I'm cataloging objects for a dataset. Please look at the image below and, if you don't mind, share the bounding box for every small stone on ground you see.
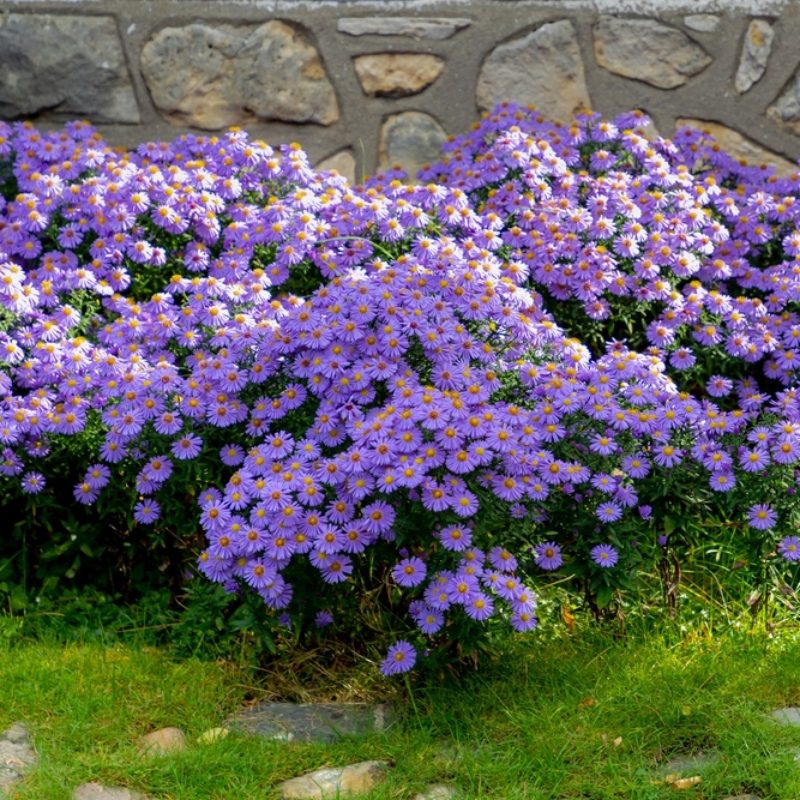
[412,784,458,800]
[770,707,800,726]
[0,722,37,796]
[229,702,395,743]
[721,795,762,800]
[137,726,187,756]
[277,760,390,799]
[73,783,150,800]
[661,750,718,775]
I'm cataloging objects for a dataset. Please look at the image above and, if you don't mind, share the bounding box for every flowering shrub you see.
[2,106,800,673]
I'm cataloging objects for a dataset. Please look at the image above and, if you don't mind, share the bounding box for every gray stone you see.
[378,112,448,176]
[141,22,338,129]
[0,14,139,123]
[337,17,471,40]
[476,21,590,124]
[721,795,762,800]
[316,150,357,184]
[770,706,800,725]
[73,783,150,800]
[593,17,712,89]
[354,54,445,98]
[661,750,718,774]
[768,71,800,136]
[684,15,720,33]
[412,785,459,800]
[277,761,389,800]
[676,119,797,177]
[735,20,774,94]
[228,702,395,744]
[0,723,36,796]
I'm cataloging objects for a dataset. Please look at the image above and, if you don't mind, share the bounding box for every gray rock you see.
[593,17,711,89]
[0,14,139,123]
[353,54,445,98]
[476,20,590,124]
[768,71,800,135]
[735,20,774,94]
[378,112,448,177]
[316,150,357,184]
[771,706,800,725]
[141,22,338,129]
[412,785,459,800]
[661,750,718,774]
[228,702,395,744]
[277,760,390,800]
[675,118,797,177]
[0,723,36,796]
[337,17,471,40]
[684,14,720,33]
[73,783,150,800]
[721,795,762,800]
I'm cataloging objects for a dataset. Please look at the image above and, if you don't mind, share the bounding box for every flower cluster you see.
[2,105,800,673]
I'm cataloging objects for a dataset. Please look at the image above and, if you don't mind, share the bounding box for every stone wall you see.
[2,0,800,180]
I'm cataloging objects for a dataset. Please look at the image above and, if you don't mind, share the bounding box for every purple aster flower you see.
[739,447,770,472]
[534,541,563,570]
[623,454,650,479]
[172,434,203,460]
[638,505,652,520]
[653,444,683,468]
[779,536,800,562]
[596,501,623,523]
[392,557,427,588]
[84,463,110,490]
[589,433,618,455]
[747,504,777,530]
[510,610,538,632]
[220,444,245,466]
[380,640,417,676]
[706,374,733,397]
[134,499,161,525]
[278,613,292,629]
[362,500,395,535]
[590,544,619,568]
[413,606,444,634]
[451,489,479,518]
[142,456,173,485]
[488,546,518,572]
[438,525,472,552]
[709,471,736,492]
[670,348,696,370]
[321,554,353,584]
[73,481,98,505]
[465,592,495,621]
[21,471,46,494]
[773,438,800,464]
[446,573,479,605]
[314,610,334,628]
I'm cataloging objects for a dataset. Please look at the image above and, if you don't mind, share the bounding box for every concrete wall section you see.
[1,0,800,179]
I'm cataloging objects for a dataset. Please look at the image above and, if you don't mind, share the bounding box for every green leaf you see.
[595,586,615,609]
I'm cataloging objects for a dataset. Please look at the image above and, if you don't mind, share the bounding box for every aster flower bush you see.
[419,105,800,612]
[2,105,800,673]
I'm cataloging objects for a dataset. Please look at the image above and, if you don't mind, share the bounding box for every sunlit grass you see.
[4,612,800,799]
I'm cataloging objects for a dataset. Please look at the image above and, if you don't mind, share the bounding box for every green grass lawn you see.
[4,616,800,799]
